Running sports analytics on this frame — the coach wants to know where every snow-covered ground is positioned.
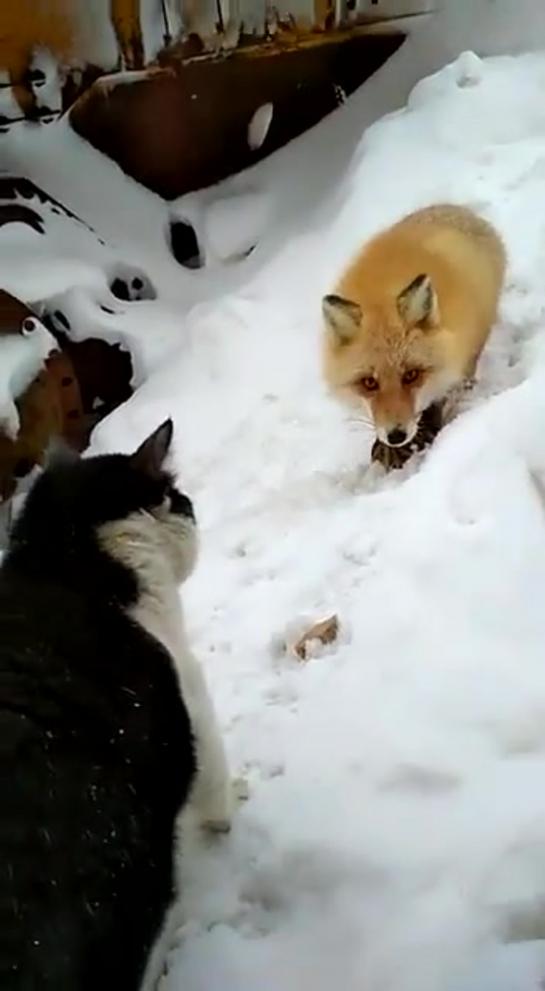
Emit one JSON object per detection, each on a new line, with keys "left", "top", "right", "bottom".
{"left": 8, "top": 13, "right": 545, "bottom": 991}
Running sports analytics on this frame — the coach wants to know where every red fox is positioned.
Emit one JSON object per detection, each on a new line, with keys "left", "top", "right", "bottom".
{"left": 322, "top": 204, "right": 506, "bottom": 462}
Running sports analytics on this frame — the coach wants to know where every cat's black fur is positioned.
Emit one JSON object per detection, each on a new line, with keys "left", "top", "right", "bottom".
{"left": 0, "top": 421, "right": 197, "bottom": 990}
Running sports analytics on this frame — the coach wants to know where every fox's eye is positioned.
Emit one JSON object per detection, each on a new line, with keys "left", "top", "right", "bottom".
{"left": 402, "top": 368, "right": 421, "bottom": 386}
{"left": 360, "top": 375, "right": 379, "bottom": 392}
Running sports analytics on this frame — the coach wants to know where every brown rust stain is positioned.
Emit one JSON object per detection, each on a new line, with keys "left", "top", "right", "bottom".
{"left": 52, "top": 332, "right": 134, "bottom": 419}
{"left": 313, "top": 0, "right": 336, "bottom": 31}
{"left": 0, "top": 0, "right": 144, "bottom": 115}
{"left": 0, "top": 291, "right": 89, "bottom": 501}
{"left": 0, "top": 349, "right": 85, "bottom": 503}
{"left": 110, "top": 0, "right": 144, "bottom": 70}
{"left": 231, "top": 21, "right": 401, "bottom": 56}
{"left": 0, "top": 290, "right": 35, "bottom": 336}
{"left": 0, "top": 0, "right": 74, "bottom": 113}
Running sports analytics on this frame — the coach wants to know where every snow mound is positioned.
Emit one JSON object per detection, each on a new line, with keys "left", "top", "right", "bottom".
{"left": 203, "top": 191, "right": 270, "bottom": 263}
{"left": 95, "top": 49, "right": 545, "bottom": 991}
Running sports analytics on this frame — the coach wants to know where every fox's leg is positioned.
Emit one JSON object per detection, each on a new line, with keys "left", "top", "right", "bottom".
{"left": 416, "top": 401, "right": 444, "bottom": 442}
{"left": 458, "top": 354, "right": 479, "bottom": 394}
{"left": 442, "top": 375, "right": 476, "bottom": 423}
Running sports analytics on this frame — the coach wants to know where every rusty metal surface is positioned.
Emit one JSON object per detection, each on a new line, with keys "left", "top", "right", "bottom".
{"left": 112, "top": 0, "right": 144, "bottom": 68}
{"left": 0, "top": 1, "right": 435, "bottom": 125}
{"left": 178, "top": 1, "right": 436, "bottom": 40}
{"left": 0, "top": 347, "right": 79, "bottom": 502}
{"left": 0, "top": 290, "right": 82, "bottom": 503}
{"left": 0, "top": 287, "right": 135, "bottom": 505}
{"left": 70, "top": 26, "right": 404, "bottom": 200}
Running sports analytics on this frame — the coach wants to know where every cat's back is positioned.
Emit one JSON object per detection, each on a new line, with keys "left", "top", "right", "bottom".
{"left": 0, "top": 424, "right": 203, "bottom": 989}
{"left": 0, "top": 567, "right": 194, "bottom": 990}
{"left": 0, "top": 569, "right": 175, "bottom": 763}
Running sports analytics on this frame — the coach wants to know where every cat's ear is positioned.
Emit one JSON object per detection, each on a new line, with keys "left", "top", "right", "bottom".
{"left": 130, "top": 419, "right": 173, "bottom": 479}
{"left": 42, "top": 436, "right": 81, "bottom": 470}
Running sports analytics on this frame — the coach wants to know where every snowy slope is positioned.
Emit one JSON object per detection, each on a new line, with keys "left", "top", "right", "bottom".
{"left": 98, "top": 50, "right": 545, "bottom": 991}
{"left": 8, "top": 23, "right": 545, "bottom": 991}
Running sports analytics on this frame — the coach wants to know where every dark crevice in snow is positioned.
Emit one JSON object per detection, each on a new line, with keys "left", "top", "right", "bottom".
{"left": 53, "top": 310, "right": 70, "bottom": 331}
{"left": 110, "top": 278, "right": 133, "bottom": 301}
{"left": 169, "top": 220, "right": 203, "bottom": 269}
{"left": 109, "top": 270, "right": 156, "bottom": 302}
{"left": 0, "top": 204, "right": 44, "bottom": 234}
{"left": 0, "top": 176, "right": 106, "bottom": 243}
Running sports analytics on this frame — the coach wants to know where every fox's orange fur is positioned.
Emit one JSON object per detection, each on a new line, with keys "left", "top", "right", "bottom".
{"left": 323, "top": 204, "right": 506, "bottom": 449}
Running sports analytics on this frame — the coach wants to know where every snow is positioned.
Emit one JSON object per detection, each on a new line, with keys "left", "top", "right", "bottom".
{"left": 247, "top": 103, "right": 274, "bottom": 152}
{"left": 8, "top": 2, "right": 545, "bottom": 988}
{"left": 203, "top": 192, "right": 270, "bottom": 263}
{"left": 465, "top": 942, "right": 545, "bottom": 991}
{"left": 0, "top": 179, "right": 117, "bottom": 303}
{"left": 70, "top": 0, "right": 118, "bottom": 72}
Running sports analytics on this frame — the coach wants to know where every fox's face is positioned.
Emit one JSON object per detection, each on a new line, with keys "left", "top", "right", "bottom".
{"left": 323, "top": 274, "right": 451, "bottom": 447}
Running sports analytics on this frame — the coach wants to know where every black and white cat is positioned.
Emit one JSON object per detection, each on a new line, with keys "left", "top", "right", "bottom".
{"left": 0, "top": 419, "right": 233, "bottom": 990}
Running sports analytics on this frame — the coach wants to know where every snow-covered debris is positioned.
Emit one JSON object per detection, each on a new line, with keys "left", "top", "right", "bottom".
{"left": 0, "top": 319, "right": 56, "bottom": 440}
{"left": 454, "top": 50, "right": 484, "bottom": 88}
{"left": 27, "top": 47, "right": 64, "bottom": 120}
{"left": 41, "top": 284, "right": 182, "bottom": 386}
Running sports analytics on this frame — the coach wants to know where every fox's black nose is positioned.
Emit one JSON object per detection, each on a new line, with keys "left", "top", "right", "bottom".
{"left": 387, "top": 427, "right": 408, "bottom": 447}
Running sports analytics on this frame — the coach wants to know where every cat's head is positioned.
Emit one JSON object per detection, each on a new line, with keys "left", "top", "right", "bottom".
{"left": 11, "top": 419, "right": 197, "bottom": 587}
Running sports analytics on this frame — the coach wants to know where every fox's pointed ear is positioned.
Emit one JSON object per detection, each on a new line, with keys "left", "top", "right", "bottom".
{"left": 397, "top": 274, "right": 439, "bottom": 327}
{"left": 322, "top": 294, "right": 361, "bottom": 345}
{"left": 130, "top": 418, "right": 173, "bottom": 479}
